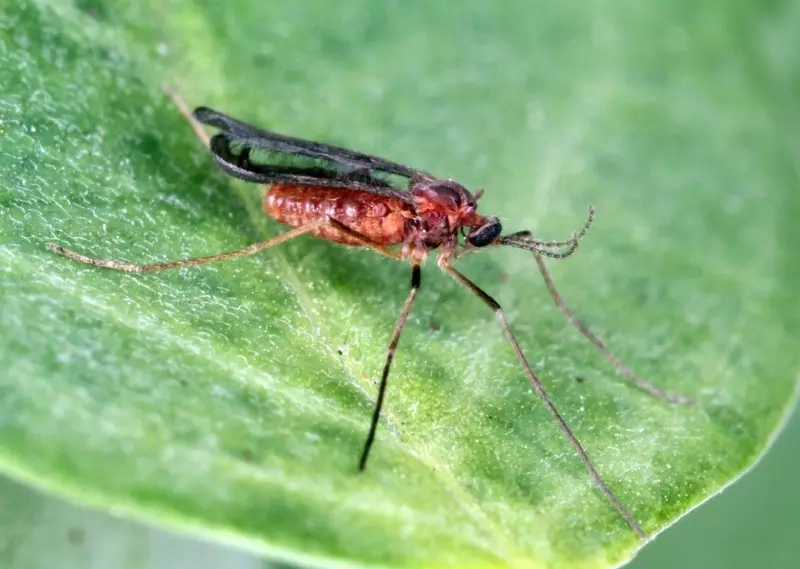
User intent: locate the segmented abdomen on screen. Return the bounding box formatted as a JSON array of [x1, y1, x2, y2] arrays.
[[264, 186, 414, 246]]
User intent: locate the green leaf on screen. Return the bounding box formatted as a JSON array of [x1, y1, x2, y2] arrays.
[[1, 1, 798, 568]]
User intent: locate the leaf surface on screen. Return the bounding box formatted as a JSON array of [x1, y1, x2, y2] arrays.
[[1, 1, 798, 568]]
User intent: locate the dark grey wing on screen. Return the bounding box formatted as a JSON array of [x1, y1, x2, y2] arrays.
[[194, 106, 436, 183], [207, 133, 415, 201]]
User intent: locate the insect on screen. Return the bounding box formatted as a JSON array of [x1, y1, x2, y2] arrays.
[[48, 91, 693, 540]]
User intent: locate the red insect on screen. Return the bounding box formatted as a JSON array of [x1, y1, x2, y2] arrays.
[[48, 91, 693, 540]]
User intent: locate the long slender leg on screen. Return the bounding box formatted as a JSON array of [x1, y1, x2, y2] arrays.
[[359, 263, 421, 471], [47, 216, 402, 273], [47, 220, 326, 273], [532, 252, 695, 406], [325, 218, 402, 261], [163, 86, 211, 146], [440, 260, 647, 541]]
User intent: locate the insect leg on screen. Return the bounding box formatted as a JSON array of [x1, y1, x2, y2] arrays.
[[324, 218, 403, 261], [532, 252, 695, 405], [163, 86, 211, 146], [439, 259, 648, 540], [359, 263, 421, 471], [47, 220, 326, 273]]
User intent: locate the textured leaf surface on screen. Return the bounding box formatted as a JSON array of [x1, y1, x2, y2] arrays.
[[1, 1, 798, 568]]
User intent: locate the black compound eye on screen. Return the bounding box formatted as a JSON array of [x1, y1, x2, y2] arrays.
[[467, 217, 502, 247]]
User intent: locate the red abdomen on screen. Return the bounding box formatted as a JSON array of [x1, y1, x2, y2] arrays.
[[264, 186, 414, 246]]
